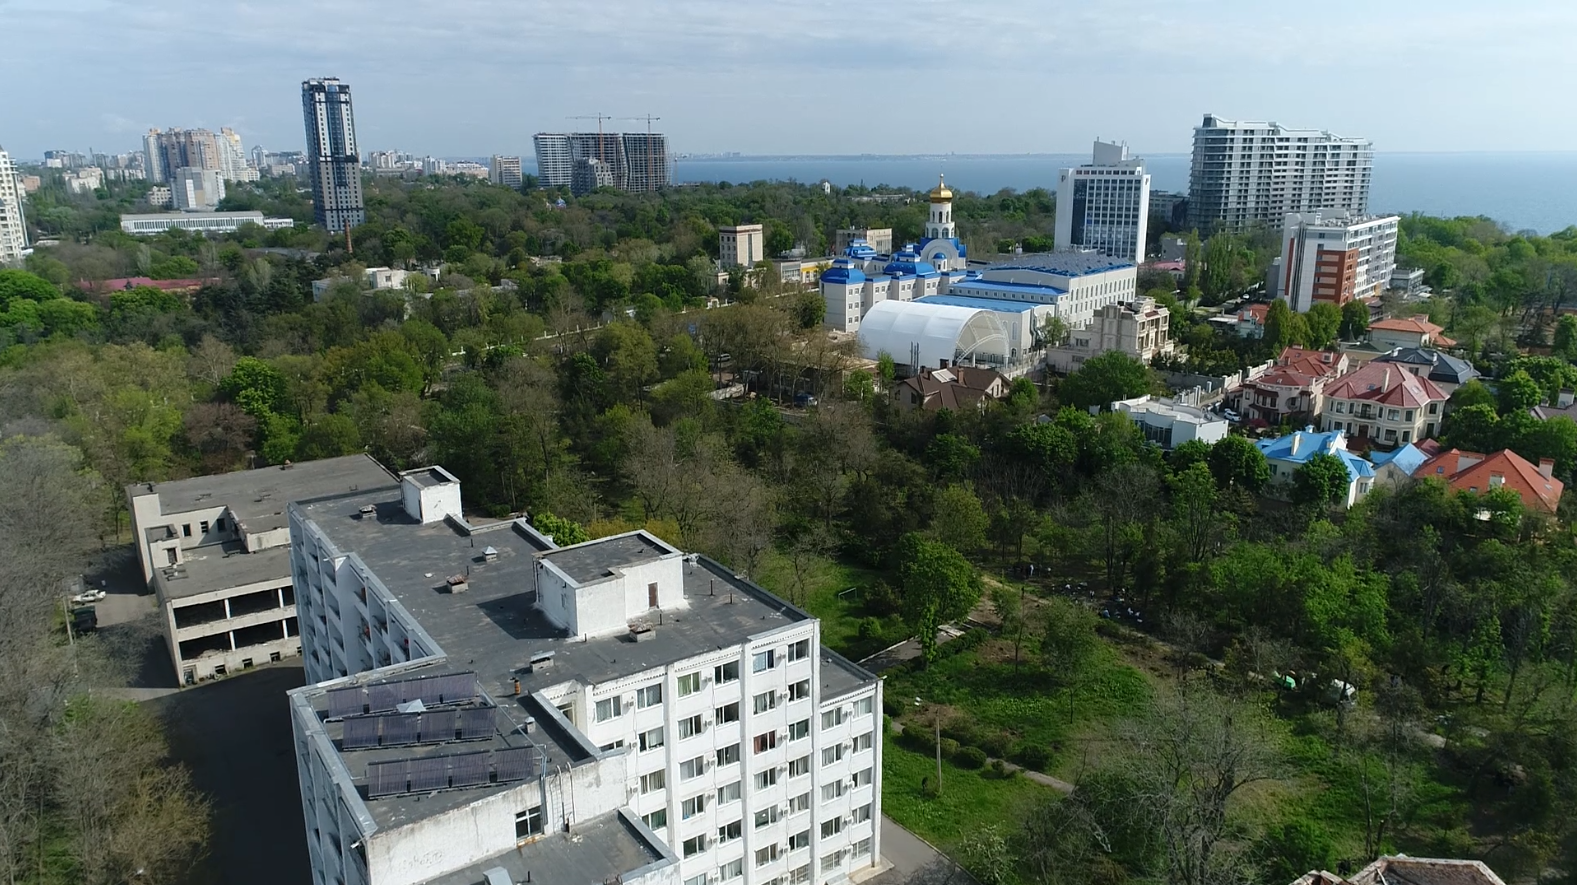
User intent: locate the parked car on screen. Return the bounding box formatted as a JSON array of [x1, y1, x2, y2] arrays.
[[793, 392, 818, 408], [71, 588, 107, 604], [70, 606, 97, 634]]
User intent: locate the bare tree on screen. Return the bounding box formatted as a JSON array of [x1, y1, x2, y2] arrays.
[[186, 334, 237, 387]]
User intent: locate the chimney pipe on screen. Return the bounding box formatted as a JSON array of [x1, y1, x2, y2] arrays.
[[1539, 458, 1555, 479]]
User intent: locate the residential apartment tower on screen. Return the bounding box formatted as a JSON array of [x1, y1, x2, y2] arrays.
[[0, 149, 27, 264], [302, 78, 366, 233], [1187, 115, 1373, 231]]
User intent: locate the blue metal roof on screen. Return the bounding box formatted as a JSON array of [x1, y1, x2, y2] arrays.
[[1256, 429, 1376, 480], [989, 253, 1134, 277], [821, 259, 865, 285], [1369, 442, 1428, 475], [916, 295, 1038, 313], [883, 258, 939, 278]]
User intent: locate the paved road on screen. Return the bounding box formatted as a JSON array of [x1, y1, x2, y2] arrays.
[[149, 664, 310, 885], [868, 817, 980, 885]]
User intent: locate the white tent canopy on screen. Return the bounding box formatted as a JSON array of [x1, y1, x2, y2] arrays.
[[857, 300, 1009, 369]]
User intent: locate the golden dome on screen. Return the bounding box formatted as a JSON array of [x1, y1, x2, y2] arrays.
[[928, 174, 953, 202]]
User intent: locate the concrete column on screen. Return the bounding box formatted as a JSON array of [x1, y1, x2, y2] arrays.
[[278, 587, 286, 608], [224, 598, 233, 619], [228, 631, 236, 650]]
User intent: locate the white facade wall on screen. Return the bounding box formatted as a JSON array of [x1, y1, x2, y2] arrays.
[[399, 469, 464, 524], [1275, 211, 1400, 312], [536, 552, 687, 639], [1189, 115, 1374, 230], [1055, 141, 1150, 265], [720, 225, 764, 269], [0, 151, 28, 265]]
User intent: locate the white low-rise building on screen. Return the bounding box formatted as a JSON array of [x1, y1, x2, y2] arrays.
[[120, 211, 294, 235], [288, 467, 884, 885], [1112, 396, 1228, 449], [720, 224, 764, 269]]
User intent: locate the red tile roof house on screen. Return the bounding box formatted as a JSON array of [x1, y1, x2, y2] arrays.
[[1292, 855, 1509, 885], [1368, 314, 1456, 351], [1319, 361, 1450, 449], [894, 366, 1009, 412], [1234, 347, 1349, 426], [1413, 448, 1564, 514], [78, 277, 219, 295]]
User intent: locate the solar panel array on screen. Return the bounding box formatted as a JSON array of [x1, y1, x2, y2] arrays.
[[339, 706, 492, 749], [364, 748, 538, 798], [326, 671, 479, 720]]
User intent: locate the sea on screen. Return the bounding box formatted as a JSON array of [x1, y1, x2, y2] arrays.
[[672, 152, 1577, 235]]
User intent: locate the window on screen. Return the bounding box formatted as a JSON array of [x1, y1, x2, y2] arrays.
[[852, 732, 873, 752], [755, 844, 781, 867], [753, 691, 777, 714], [681, 756, 707, 780], [716, 702, 740, 723], [682, 794, 709, 819], [755, 806, 781, 828], [822, 780, 845, 802], [716, 743, 741, 767], [598, 740, 625, 751], [643, 808, 668, 830], [789, 791, 810, 814], [822, 745, 845, 765], [717, 819, 742, 845], [752, 650, 776, 672], [789, 830, 810, 851], [717, 780, 741, 805], [677, 673, 701, 696], [788, 639, 810, 661], [852, 767, 872, 787], [788, 719, 809, 741], [720, 858, 743, 881], [215, 518, 227, 531], [821, 709, 844, 729], [852, 837, 872, 857], [640, 770, 666, 794], [595, 697, 622, 722], [853, 803, 872, 824], [788, 755, 810, 778], [753, 731, 778, 754], [631, 722, 665, 750], [648, 582, 659, 609], [680, 714, 704, 739], [821, 818, 843, 838], [685, 874, 711, 885], [715, 661, 739, 684], [199, 520, 210, 534], [182, 524, 192, 538], [682, 835, 708, 857], [854, 698, 874, 717], [754, 768, 778, 790], [788, 679, 811, 701], [789, 865, 811, 885], [515, 805, 544, 840], [637, 683, 663, 708]]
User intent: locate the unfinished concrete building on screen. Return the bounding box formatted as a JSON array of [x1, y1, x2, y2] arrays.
[[127, 455, 395, 684]]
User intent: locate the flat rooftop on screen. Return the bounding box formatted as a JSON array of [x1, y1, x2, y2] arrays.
[[424, 812, 668, 885], [988, 252, 1136, 276], [291, 484, 879, 825], [154, 543, 292, 600], [131, 454, 393, 535]]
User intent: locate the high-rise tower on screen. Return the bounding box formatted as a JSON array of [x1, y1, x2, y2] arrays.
[[301, 77, 365, 233], [0, 149, 27, 265]]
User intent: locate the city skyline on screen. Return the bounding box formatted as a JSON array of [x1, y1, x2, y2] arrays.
[[3, 0, 1575, 159]]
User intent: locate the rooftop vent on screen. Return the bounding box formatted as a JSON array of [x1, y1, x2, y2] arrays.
[[449, 581, 469, 594], [483, 867, 513, 885], [483, 546, 498, 562], [629, 623, 656, 643], [359, 505, 376, 518], [530, 651, 555, 673]]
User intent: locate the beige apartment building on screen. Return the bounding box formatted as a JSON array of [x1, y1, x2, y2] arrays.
[[1046, 296, 1173, 373], [719, 224, 764, 268], [128, 455, 394, 684]]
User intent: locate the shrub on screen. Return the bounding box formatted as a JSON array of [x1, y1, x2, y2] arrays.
[[988, 758, 1012, 779], [858, 617, 884, 642], [942, 720, 981, 747], [882, 695, 903, 718], [954, 746, 988, 769], [1010, 742, 1052, 772], [980, 733, 1012, 759], [939, 737, 962, 759], [899, 725, 932, 753]]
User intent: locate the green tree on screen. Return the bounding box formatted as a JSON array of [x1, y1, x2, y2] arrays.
[[1339, 299, 1370, 340], [1039, 596, 1100, 687], [1293, 452, 1351, 507], [295, 413, 363, 460], [0, 268, 59, 308], [792, 291, 824, 329], [1496, 369, 1544, 414], [36, 298, 100, 336], [925, 433, 980, 481], [533, 511, 591, 546], [1304, 302, 1342, 349], [593, 322, 659, 401], [1207, 435, 1270, 491], [1449, 379, 1495, 411], [1554, 314, 1577, 361], [990, 586, 1029, 670], [1170, 462, 1223, 564], [221, 357, 289, 419], [897, 532, 982, 664], [1264, 299, 1295, 353], [930, 484, 988, 554], [1059, 351, 1149, 411]]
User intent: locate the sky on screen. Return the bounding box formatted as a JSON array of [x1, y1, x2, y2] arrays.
[[3, 0, 1576, 160]]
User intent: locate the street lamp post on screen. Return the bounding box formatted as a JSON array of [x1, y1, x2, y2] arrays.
[[914, 697, 941, 793]]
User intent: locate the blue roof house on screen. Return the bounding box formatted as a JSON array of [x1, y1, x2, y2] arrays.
[[1256, 427, 1377, 508]]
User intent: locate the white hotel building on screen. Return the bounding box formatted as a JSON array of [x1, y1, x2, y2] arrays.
[[287, 467, 883, 885], [1055, 140, 1151, 266]]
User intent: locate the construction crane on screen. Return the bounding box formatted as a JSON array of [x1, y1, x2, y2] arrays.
[[567, 114, 614, 165], [620, 115, 662, 192]]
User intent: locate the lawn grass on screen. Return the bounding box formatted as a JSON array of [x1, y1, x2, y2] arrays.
[[753, 551, 905, 660], [881, 729, 1058, 857]]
